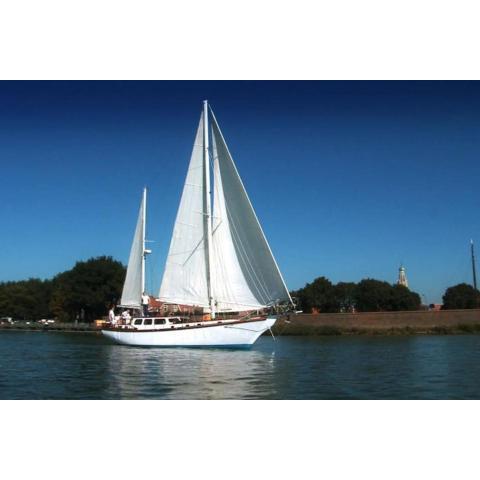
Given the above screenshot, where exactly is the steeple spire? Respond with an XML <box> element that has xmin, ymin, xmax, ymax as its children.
<box><xmin>397</xmin><ymin>264</ymin><xmax>408</xmax><ymax>288</ymax></box>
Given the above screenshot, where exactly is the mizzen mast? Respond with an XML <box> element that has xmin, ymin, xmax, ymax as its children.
<box><xmin>141</xmin><ymin>187</ymin><xmax>151</xmax><ymax>295</ymax></box>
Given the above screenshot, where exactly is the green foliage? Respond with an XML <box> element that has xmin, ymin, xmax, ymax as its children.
<box><xmin>333</xmin><ymin>281</ymin><xmax>356</xmax><ymax>313</ymax></box>
<box><xmin>49</xmin><ymin>256</ymin><xmax>125</xmax><ymax>321</ymax></box>
<box><xmin>293</xmin><ymin>277</ymin><xmax>422</xmax><ymax>313</ymax></box>
<box><xmin>442</xmin><ymin>283</ymin><xmax>480</xmax><ymax>310</ymax></box>
<box><xmin>389</xmin><ymin>284</ymin><xmax>421</xmax><ymax>311</ymax></box>
<box><xmin>0</xmin><ymin>256</ymin><xmax>126</xmax><ymax>322</ymax></box>
<box><xmin>353</xmin><ymin>281</ymin><xmax>420</xmax><ymax>312</ymax></box>
<box><xmin>293</xmin><ymin>276</ymin><xmax>339</xmax><ymax>313</ymax></box>
<box><xmin>355</xmin><ymin>279</ymin><xmax>393</xmax><ymax>312</ymax></box>
<box><xmin>0</xmin><ymin>278</ymin><xmax>53</xmax><ymax>320</ymax></box>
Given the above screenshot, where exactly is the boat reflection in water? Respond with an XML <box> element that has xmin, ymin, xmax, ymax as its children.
<box><xmin>104</xmin><ymin>341</ymin><xmax>277</xmax><ymax>399</ymax></box>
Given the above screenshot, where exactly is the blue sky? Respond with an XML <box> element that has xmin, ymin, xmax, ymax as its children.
<box><xmin>0</xmin><ymin>81</ymin><xmax>478</xmax><ymax>303</ymax></box>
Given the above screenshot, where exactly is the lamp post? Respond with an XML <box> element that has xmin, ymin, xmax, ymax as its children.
<box><xmin>471</xmin><ymin>240</ymin><xmax>478</xmax><ymax>291</ymax></box>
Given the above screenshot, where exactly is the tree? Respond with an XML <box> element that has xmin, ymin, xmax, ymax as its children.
<box><xmin>389</xmin><ymin>284</ymin><xmax>421</xmax><ymax>311</ymax></box>
<box><xmin>294</xmin><ymin>276</ymin><xmax>338</xmax><ymax>313</ymax></box>
<box><xmin>293</xmin><ymin>276</ymin><xmax>422</xmax><ymax>313</ymax></box>
<box><xmin>0</xmin><ymin>256</ymin><xmax>126</xmax><ymax>322</ymax></box>
<box><xmin>0</xmin><ymin>278</ymin><xmax>52</xmax><ymax>320</ymax></box>
<box><xmin>355</xmin><ymin>279</ymin><xmax>393</xmax><ymax>312</ymax></box>
<box><xmin>49</xmin><ymin>256</ymin><xmax>126</xmax><ymax>321</ymax></box>
<box><xmin>442</xmin><ymin>283</ymin><xmax>480</xmax><ymax>310</ymax></box>
<box><xmin>333</xmin><ymin>282</ymin><xmax>357</xmax><ymax>312</ymax></box>
<box><xmin>355</xmin><ymin>279</ymin><xmax>422</xmax><ymax>312</ymax></box>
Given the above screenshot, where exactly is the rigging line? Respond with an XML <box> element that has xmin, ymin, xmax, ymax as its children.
<box><xmin>213</xmin><ymin>299</ymin><xmax>266</xmax><ymax>308</ymax></box>
<box><xmin>224</xmin><ymin>325</ymin><xmax>269</xmax><ymax>333</ymax></box>
<box><xmin>175</xmin><ymin>220</ymin><xmax>200</xmax><ymax>229</ymax></box>
<box><xmin>181</xmin><ymin>236</ymin><xmax>206</xmax><ymax>266</ymax></box>
<box><xmin>167</xmin><ymin>246</ymin><xmax>205</xmax><ymax>257</ymax></box>
<box><xmin>212</xmin><ymin>220</ymin><xmax>223</xmax><ymax>235</ymax></box>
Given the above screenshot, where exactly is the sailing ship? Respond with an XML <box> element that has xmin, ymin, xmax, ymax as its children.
<box><xmin>102</xmin><ymin>101</ymin><xmax>293</xmax><ymax>346</ymax></box>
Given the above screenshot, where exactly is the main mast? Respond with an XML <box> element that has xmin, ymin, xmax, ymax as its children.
<box><xmin>203</xmin><ymin>100</ymin><xmax>216</xmax><ymax>319</ymax></box>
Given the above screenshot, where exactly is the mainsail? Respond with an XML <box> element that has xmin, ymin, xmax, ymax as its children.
<box><xmin>210</xmin><ymin>110</ymin><xmax>292</xmax><ymax>311</ymax></box>
<box><xmin>120</xmin><ymin>188</ymin><xmax>146</xmax><ymax>307</ymax></box>
<box><xmin>158</xmin><ymin>113</ymin><xmax>210</xmax><ymax>307</ymax></box>
<box><xmin>158</xmin><ymin>102</ymin><xmax>292</xmax><ymax>313</ymax></box>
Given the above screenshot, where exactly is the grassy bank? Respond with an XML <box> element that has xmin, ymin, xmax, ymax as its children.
<box><xmin>271</xmin><ymin>309</ymin><xmax>480</xmax><ymax>336</ymax></box>
<box><xmin>271</xmin><ymin>321</ymin><xmax>480</xmax><ymax>336</ymax></box>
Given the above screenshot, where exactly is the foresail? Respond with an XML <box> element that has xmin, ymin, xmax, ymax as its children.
<box><xmin>158</xmin><ymin>113</ymin><xmax>209</xmax><ymax>307</ymax></box>
<box><xmin>211</xmin><ymin>134</ymin><xmax>265</xmax><ymax>311</ymax></box>
<box><xmin>120</xmin><ymin>191</ymin><xmax>144</xmax><ymax>307</ymax></box>
<box><xmin>210</xmin><ymin>110</ymin><xmax>292</xmax><ymax>311</ymax></box>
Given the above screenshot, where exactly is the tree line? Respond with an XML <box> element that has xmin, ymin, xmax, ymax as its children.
<box><xmin>0</xmin><ymin>256</ymin><xmax>125</xmax><ymax>322</ymax></box>
<box><xmin>1</xmin><ymin>258</ymin><xmax>479</xmax><ymax>321</ymax></box>
<box><xmin>291</xmin><ymin>277</ymin><xmax>422</xmax><ymax>313</ymax></box>
<box><xmin>292</xmin><ymin>277</ymin><xmax>480</xmax><ymax>313</ymax></box>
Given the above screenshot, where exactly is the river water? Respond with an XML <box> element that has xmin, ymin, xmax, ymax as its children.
<box><xmin>1</xmin><ymin>331</ymin><xmax>479</xmax><ymax>399</ymax></box>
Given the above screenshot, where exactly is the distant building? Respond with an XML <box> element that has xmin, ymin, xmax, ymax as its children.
<box><xmin>397</xmin><ymin>265</ymin><xmax>408</xmax><ymax>288</ymax></box>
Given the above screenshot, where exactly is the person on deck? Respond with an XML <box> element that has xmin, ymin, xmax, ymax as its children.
<box><xmin>121</xmin><ymin>309</ymin><xmax>131</xmax><ymax>324</ymax></box>
<box><xmin>141</xmin><ymin>292</ymin><xmax>149</xmax><ymax>317</ymax></box>
<box><xmin>108</xmin><ymin>305</ymin><xmax>116</xmax><ymax>326</ymax></box>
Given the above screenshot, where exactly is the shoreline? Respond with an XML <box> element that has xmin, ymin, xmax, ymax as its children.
<box><xmin>273</xmin><ymin>308</ymin><xmax>480</xmax><ymax>336</ymax></box>
<box><xmin>1</xmin><ymin>309</ymin><xmax>480</xmax><ymax>336</ymax></box>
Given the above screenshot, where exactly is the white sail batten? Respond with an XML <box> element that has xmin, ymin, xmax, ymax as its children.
<box><xmin>210</xmin><ymin>110</ymin><xmax>293</xmax><ymax>310</ymax></box>
<box><xmin>158</xmin><ymin>113</ymin><xmax>210</xmax><ymax>307</ymax></box>
<box><xmin>120</xmin><ymin>190</ymin><xmax>145</xmax><ymax>307</ymax></box>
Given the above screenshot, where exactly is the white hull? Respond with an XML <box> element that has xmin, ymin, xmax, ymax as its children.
<box><xmin>101</xmin><ymin>317</ymin><xmax>276</xmax><ymax>347</ymax></box>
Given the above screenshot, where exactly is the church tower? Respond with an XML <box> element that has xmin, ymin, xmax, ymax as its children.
<box><xmin>397</xmin><ymin>265</ymin><xmax>408</xmax><ymax>288</ymax></box>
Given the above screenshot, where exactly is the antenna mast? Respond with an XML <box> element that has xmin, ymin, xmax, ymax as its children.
<box><xmin>472</xmin><ymin>239</ymin><xmax>478</xmax><ymax>290</ymax></box>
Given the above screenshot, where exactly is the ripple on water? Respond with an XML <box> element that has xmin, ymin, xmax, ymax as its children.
<box><xmin>1</xmin><ymin>332</ymin><xmax>480</xmax><ymax>399</ymax></box>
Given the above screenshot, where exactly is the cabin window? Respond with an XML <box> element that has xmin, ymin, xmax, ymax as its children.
<box><xmin>144</xmin><ymin>319</ymin><xmax>153</xmax><ymax>326</ymax></box>
<box><xmin>134</xmin><ymin>319</ymin><xmax>142</xmax><ymax>326</ymax></box>
<box><xmin>154</xmin><ymin>318</ymin><xmax>166</xmax><ymax>325</ymax></box>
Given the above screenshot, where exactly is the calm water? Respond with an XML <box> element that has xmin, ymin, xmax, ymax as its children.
<box><xmin>1</xmin><ymin>331</ymin><xmax>480</xmax><ymax>399</ymax></box>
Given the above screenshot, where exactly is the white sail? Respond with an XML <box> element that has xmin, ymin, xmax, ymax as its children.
<box><xmin>210</xmin><ymin>109</ymin><xmax>292</xmax><ymax>311</ymax></box>
<box><xmin>120</xmin><ymin>189</ymin><xmax>145</xmax><ymax>307</ymax></box>
<box><xmin>158</xmin><ymin>113</ymin><xmax>210</xmax><ymax>307</ymax></box>
<box><xmin>102</xmin><ymin>102</ymin><xmax>285</xmax><ymax>347</ymax></box>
